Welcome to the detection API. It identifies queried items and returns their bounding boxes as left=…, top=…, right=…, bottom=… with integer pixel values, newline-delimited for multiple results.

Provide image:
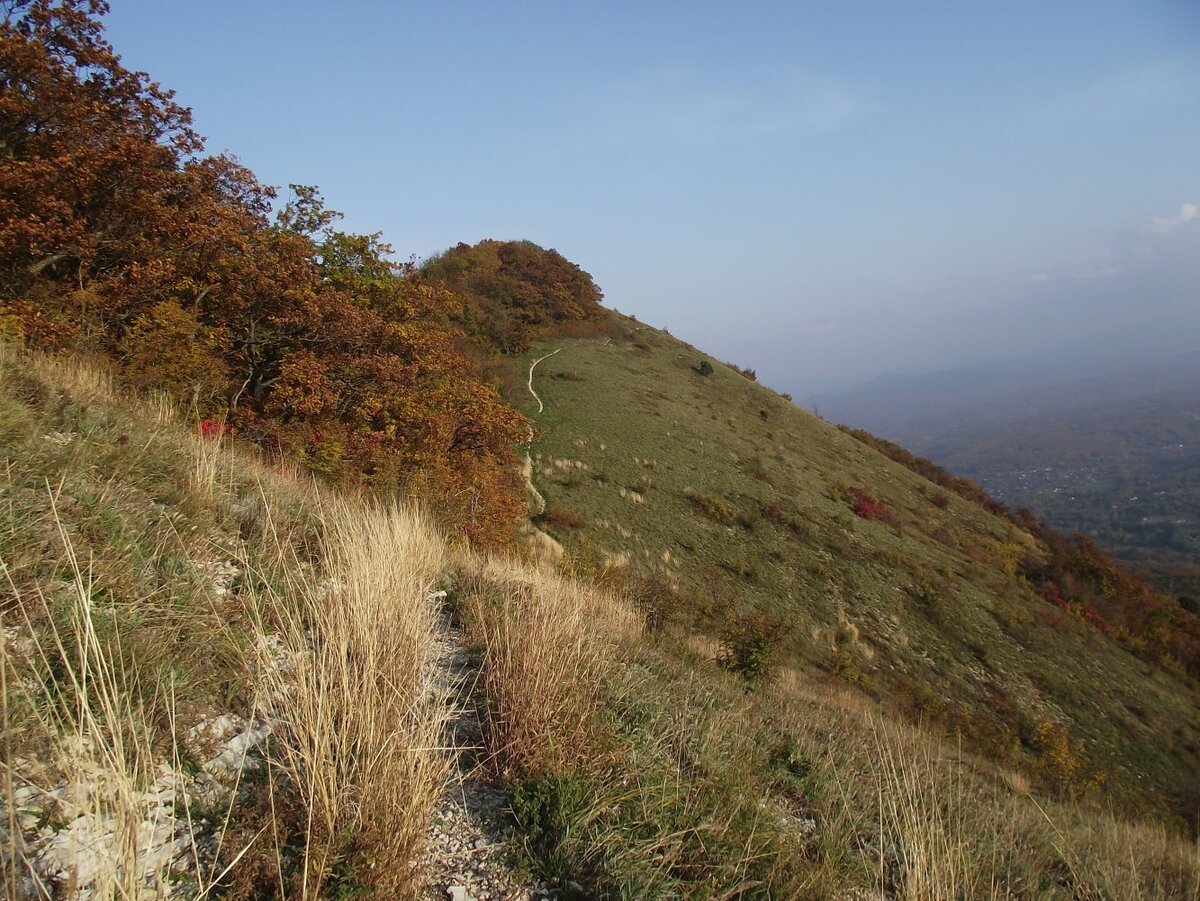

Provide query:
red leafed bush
left=199, top=419, right=229, bottom=440
left=849, top=487, right=901, bottom=529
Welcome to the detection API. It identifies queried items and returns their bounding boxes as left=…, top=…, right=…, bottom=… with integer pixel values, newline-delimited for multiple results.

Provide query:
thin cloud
left=593, top=68, right=873, bottom=148
left=1033, top=60, right=1200, bottom=124
left=1150, top=201, right=1198, bottom=234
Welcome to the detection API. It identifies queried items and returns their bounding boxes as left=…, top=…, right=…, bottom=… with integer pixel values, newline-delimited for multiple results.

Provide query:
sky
left=101, top=1, right=1200, bottom=394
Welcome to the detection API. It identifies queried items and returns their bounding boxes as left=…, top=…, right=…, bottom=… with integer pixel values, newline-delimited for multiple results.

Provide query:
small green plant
left=687, top=490, right=739, bottom=526
left=694, top=359, right=714, bottom=376
left=509, top=773, right=598, bottom=889
left=717, top=611, right=783, bottom=685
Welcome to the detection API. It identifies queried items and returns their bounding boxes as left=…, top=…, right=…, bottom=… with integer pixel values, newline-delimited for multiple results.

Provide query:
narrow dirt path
left=518, top=347, right=566, bottom=563
left=526, top=348, right=562, bottom=416
left=422, top=600, right=546, bottom=901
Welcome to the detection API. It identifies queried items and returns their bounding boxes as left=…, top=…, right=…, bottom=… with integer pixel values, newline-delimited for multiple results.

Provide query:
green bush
left=687, top=490, right=739, bottom=526
left=717, top=611, right=783, bottom=685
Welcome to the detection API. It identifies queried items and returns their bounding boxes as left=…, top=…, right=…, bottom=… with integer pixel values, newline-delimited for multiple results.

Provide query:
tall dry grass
left=2, top=344, right=453, bottom=897
left=459, top=555, right=640, bottom=776
left=1035, top=802, right=1200, bottom=900
left=868, top=717, right=996, bottom=899
left=1, top=502, right=227, bottom=899
left=247, top=498, right=449, bottom=898
left=768, top=668, right=1200, bottom=899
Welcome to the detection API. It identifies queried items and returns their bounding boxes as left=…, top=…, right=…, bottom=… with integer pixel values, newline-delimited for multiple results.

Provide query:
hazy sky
left=102, top=1, right=1200, bottom=393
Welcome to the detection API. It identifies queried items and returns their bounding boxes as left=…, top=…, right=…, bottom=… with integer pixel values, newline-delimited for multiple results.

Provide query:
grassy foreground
left=1, top=344, right=1198, bottom=898
left=0, top=344, right=449, bottom=898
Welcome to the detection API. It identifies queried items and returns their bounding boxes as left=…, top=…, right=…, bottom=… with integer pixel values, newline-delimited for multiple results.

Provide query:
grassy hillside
left=3, top=345, right=1199, bottom=898
left=0, top=345, right=458, bottom=898
left=514, top=314, right=1200, bottom=822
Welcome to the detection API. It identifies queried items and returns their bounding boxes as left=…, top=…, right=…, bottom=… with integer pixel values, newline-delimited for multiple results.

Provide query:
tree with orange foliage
left=1, top=1, right=530, bottom=541
left=421, top=239, right=608, bottom=353
left=1, top=0, right=200, bottom=332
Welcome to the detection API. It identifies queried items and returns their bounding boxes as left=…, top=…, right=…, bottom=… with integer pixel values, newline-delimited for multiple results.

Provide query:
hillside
left=514, top=314, right=1200, bottom=823
left=808, top=356, right=1200, bottom=599
left=5, top=347, right=1200, bottom=899
left=5, top=4, right=1200, bottom=897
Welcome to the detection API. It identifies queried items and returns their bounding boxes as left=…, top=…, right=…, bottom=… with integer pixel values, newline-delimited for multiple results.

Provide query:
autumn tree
left=0, top=2, right=531, bottom=540
left=421, top=239, right=609, bottom=353
left=1, top=0, right=201, bottom=335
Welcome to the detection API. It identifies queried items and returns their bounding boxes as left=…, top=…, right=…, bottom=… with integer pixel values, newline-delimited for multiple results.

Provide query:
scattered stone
left=5, top=636, right=285, bottom=899
left=421, top=601, right=545, bottom=900
left=43, top=430, right=73, bottom=446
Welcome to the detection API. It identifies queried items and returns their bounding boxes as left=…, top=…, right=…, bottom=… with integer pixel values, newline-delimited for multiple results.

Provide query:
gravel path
left=422, top=605, right=548, bottom=901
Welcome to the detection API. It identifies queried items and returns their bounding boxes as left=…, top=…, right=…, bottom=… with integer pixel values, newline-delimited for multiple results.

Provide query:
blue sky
left=103, top=1, right=1200, bottom=392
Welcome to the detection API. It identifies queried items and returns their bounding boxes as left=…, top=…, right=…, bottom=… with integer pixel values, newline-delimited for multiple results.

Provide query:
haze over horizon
left=104, top=1, right=1200, bottom=394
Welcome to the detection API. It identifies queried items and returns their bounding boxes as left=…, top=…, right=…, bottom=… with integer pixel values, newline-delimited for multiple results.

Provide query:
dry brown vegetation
left=243, top=500, right=449, bottom=898
left=456, top=555, right=640, bottom=777
left=0, top=345, right=450, bottom=898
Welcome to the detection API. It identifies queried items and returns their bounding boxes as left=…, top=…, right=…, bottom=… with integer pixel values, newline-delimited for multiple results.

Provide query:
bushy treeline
left=839, top=426, right=1009, bottom=516
left=1017, top=513, right=1200, bottom=678
left=421, top=239, right=615, bottom=354
left=0, top=0, right=614, bottom=540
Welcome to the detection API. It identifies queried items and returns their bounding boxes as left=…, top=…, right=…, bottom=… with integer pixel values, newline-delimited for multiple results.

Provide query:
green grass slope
left=5, top=342, right=1198, bottom=898
left=515, top=314, right=1200, bottom=820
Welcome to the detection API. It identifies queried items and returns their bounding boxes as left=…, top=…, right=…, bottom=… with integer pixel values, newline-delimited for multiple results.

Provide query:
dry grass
left=191, top=428, right=236, bottom=501
left=459, top=554, right=640, bottom=776
left=6, top=342, right=1200, bottom=899
left=1, top=345, right=453, bottom=899
left=247, top=498, right=450, bottom=899
left=1037, top=803, right=1200, bottom=900
left=1, top=504, right=237, bottom=899
left=868, top=717, right=997, bottom=899
left=762, top=667, right=1200, bottom=899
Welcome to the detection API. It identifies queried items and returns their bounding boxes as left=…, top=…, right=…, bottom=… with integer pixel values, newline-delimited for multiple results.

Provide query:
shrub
left=720, top=551, right=759, bottom=580
left=931, top=526, right=956, bottom=547
left=717, top=611, right=783, bottom=684
left=848, top=487, right=902, bottom=529
left=1028, top=718, right=1101, bottom=797
left=621, top=571, right=683, bottom=635
left=537, top=506, right=587, bottom=529
left=687, top=491, right=740, bottom=527
left=694, top=360, right=714, bottom=376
